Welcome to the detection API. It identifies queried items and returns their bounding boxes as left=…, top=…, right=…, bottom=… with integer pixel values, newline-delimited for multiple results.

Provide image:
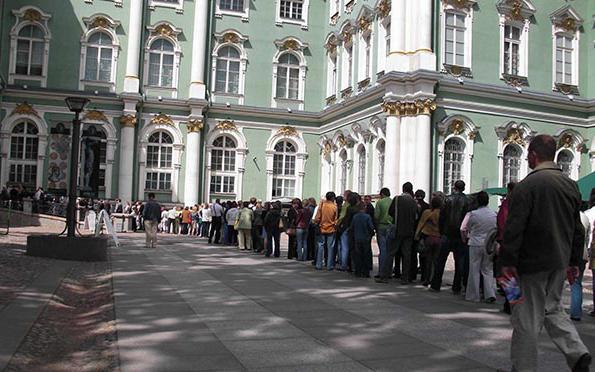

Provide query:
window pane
left=161, top=54, right=174, bottom=87
left=149, top=53, right=161, bottom=86
left=212, top=149, right=223, bottom=171
left=99, top=48, right=112, bottom=81
left=85, top=47, right=98, bottom=80
left=276, top=67, right=287, bottom=98
left=147, top=145, right=159, bottom=167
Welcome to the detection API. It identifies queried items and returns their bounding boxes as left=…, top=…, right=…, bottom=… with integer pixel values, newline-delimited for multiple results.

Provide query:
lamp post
left=64, top=97, right=90, bottom=237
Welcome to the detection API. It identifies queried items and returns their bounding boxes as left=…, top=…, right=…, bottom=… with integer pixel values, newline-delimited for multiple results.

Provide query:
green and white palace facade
left=1, top=0, right=595, bottom=205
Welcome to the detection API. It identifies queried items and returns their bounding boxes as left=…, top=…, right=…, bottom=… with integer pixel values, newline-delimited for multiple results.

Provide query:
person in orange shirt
left=181, top=206, right=192, bottom=235
left=314, top=191, right=338, bottom=270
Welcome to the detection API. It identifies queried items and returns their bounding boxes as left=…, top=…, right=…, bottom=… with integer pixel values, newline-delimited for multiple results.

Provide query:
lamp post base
left=26, top=235, right=108, bottom=261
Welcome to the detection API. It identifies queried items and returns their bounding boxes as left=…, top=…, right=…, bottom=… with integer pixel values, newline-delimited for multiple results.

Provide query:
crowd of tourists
left=143, top=134, right=595, bottom=371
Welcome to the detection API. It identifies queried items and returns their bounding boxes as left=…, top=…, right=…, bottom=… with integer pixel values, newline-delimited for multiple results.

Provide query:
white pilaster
left=384, top=115, right=400, bottom=195
left=189, top=0, right=208, bottom=99
left=124, top=0, right=143, bottom=93
left=118, top=125, right=135, bottom=202
left=410, top=0, right=436, bottom=71
left=184, top=130, right=200, bottom=205
left=412, top=115, right=432, bottom=194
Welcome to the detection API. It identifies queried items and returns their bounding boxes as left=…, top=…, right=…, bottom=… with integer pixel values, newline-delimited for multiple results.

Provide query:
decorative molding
left=502, top=73, right=529, bottom=88
left=215, top=120, right=237, bottom=131
left=442, top=0, right=476, bottom=11
left=326, top=95, right=337, bottom=106
left=10, top=103, right=39, bottom=118
left=357, top=78, right=371, bottom=92
left=23, top=8, right=42, bottom=22
left=442, top=64, right=473, bottom=78
left=83, top=110, right=109, bottom=122
left=187, top=119, right=204, bottom=133
left=119, top=114, right=137, bottom=128
left=503, top=128, right=526, bottom=146
left=345, top=0, right=356, bottom=14
left=341, top=87, right=353, bottom=99
left=330, top=12, right=339, bottom=26
left=322, top=140, right=333, bottom=156
left=276, top=125, right=298, bottom=137
left=496, top=0, right=535, bottom=22
left=550, top=5, right=583, bottom=32
left=449, top=119, right=465, bottom=135
left=83, top=13, right=120, bottom=30
left=381, top=99, right=437, bottom=117
left=147, top=22, right=181, bottom=39
left=214, top=29, right=249, bottom=45
left=150, top=113, right=174, bottom=126
left=274, top=37, right=308, bottom=52
left=554, top=82, right=579, bottom=96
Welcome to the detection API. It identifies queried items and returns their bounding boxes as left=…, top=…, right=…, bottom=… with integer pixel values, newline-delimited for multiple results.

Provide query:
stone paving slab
left=111, top=234, right=594, bottom=372
left=0, top=259, right=73, bottom=370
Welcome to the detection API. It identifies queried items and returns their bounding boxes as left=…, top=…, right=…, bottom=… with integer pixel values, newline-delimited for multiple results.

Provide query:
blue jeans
left=223, top=223, right=230, bottom=245
left=570, top=262, right=586, bottom=319
left=376, top=227, right=389, bottom=274
left=317, top=233, right=336, bottom=270
left=296, top=228, right=308, bottom=261
left=340, top=230, right=350, bottom=270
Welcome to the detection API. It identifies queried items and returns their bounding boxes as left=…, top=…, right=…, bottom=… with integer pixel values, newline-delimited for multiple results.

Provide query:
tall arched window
left=145, top=131, right=173, bottom=191
left=443, top=138, right=465, bottom=195
left=364, top=35, right=371, bottom=78
left=339, top=149, right=347, bottom=193
left=346, top=45, right=353, bottom=87
left=148, top=39, right=174, bottom=87
left=326, top=51, right=337, bottom=98
left=9, top=121, right=39, bottom=188
left=84, top=32, right=114, bottom=82
left=272, top=140, right=297, bottom=198
left=210, top=135, right=236, bottom=194
left=557, top=149, right=573, bottom=177
left=215, top=46, right=240, bottom=94
left=276, top=53, right=300, bottom=100
left=357, top=146, right=366, bottom=193
left=502, top=145, right=522, bottom=186
left=16, top=25, right=44, bottom=76
left=377, top=140, right=385, bottom=189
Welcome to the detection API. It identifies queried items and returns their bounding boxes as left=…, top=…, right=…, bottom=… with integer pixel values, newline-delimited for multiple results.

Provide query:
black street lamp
left=64, top=97, right=90, bottom=237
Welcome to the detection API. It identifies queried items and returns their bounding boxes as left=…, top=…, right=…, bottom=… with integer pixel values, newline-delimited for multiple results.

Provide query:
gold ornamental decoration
left=151, top=113, right=174, bottom=126
left=376, top=0, right=390, bottom=18
left=382, top=99, right=436, bottom=117
left=283, top=39, right=299, bottom=50
left=322, top=141, right=333, bottom=156
left=504, top=128, right=525, bottom=146
left=449, top=119, right=465, bottom=135
left=223, top=32, right=240, bottom=44
left=11, top=102, right=39, bottom=118
left=444, top=0, right=472, bottom=10
left=119, top=114, right=137, bottom=128
left=559, top=134, right=574, bottom=149
left=558, top=17, right=577, bottom=32
left=358, top=16, right=371, bottom=32
left=23, top=8, right=41, bottom=22
left=187, top=119, right=203, bottom=133
left=215, top=120, right=237, bottom=131
left=91, top=16, right=109, bottom=28
left=153, top=24, right=174, bottom=37
left=277, top=125, right=298, bottom=137
left=509, top=0, right=524, bottom=21
left=468, top=131, right=478, bottom=141
left=84, top=110, right=108, bottom=122
left=337, top=134, right=347, bottom=148
left=341, top=30, right=353, bottom=44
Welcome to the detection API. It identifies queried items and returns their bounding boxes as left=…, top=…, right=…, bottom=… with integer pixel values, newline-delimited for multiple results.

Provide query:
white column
left=413, top=115, right=432, bottom=194
left=118, top=124, right=135, bottom=202
left=124, top=0, right=143, bottom=93
left=184, top=129, right=200, bottom=205
left=384, top=115, right=401, bottom=195
left=399, top=116, right=416, bottom=188
left=387, top=0, right=406, bottom=72
left=189, top=0, right=208, bottom=99
left=411, top=0, right=436, bottom=71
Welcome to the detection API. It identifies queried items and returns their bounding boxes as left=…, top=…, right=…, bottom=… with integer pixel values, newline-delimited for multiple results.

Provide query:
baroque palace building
left=0, top=0, right=594, bottom=205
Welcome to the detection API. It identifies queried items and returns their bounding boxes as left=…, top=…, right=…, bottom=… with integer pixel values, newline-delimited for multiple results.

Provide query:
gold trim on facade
left=283, top=39, right=299, bottom=50
left=187, top=119, right=204, bottom=133
left=449, top=119, right=465, bottom=135
left=376, top=0, right=390, bottom=18
left=215, top=120, right=237, bottom=131
left=504, top=128, right=525, bottom=146
left=389, top=48, right=433, bottom=56
left=277, top=125, right=298, bottom=137
left=23, top=8, right=41, bottom=22
left=119, top=114, right=137, bottom=128
left=443, top=0, right=474, bottom=10
left=91, top=16, right=109, bottom=28
left=151, top=113, right=174, bottom=126
left=11, top=102, right=39, bottom=117
left=382, top=99, right=437, bottom=117
left=223, top=32, right=240, bottom=43
left=153, top=24, right=174, bottom=37
left=84, top=110, right=109, bottom=122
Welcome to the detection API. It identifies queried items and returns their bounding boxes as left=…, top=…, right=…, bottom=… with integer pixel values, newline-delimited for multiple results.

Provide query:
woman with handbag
left=415, top=196, right=442, bottom=287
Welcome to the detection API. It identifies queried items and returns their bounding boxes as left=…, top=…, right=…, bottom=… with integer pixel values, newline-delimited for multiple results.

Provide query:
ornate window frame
left=356, top=9, right=374, bottom=88
left=332, top=131, right=354, bottom=194
left=496, top=0, right=535, bottom=82
left=212, top=30, right=249, bottom=105
left=271, top=38, right=308, bottom=110
left=370, top=116, right=386, bottom=194
left=495, top=121, right=535, bottom=187
left=340, top=21, right=355, bottom=93
left=324, top=33, right=340, bottom=104
left=215, top=0, right=249, bottom=21
left=138, top=114, right=184, bottom=202
left=437, top=116, right=478, bottom=193
left=148, top=0, right=184, bottom=13
left=143, top=22, right=182, bottom=99
left=205, top=120, right=247, bottom=202
left=550, top=6, right=583, bottom=92
left=265, top=126, right=307, bottom=201
left=553, top=129, right=584, bottom=180
left=79, top=14, right=120, bottom=93
left=0, top=104, right=48, bottom=189
left=439, top=0, right=475, bottom=72
left=9, top=6, right=51, bottom=88
left=319, top=136, right=334, bottom=195
left=375, top=1, right=390, bottom=76
left=276, top=0, right=310, bottom=29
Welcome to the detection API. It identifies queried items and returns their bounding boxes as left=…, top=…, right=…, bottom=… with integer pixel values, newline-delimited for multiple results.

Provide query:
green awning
left=483, top=187, right=508, bottom=196
left=577, top=172, right=595, bottom=201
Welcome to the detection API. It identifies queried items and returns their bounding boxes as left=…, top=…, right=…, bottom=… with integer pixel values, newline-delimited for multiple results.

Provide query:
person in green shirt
left=374, top=188, right=393, bottom=277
